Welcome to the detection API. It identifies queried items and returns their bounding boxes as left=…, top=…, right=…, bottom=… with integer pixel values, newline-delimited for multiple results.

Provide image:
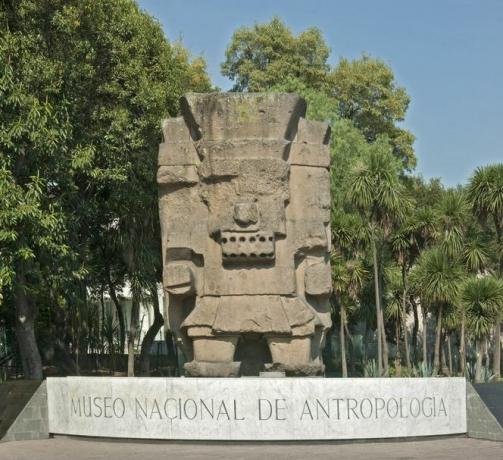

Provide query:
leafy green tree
left=221, top=17, right=330, bottom=92
left=410, top=247, right=465, bottom=375
left=435, top=189, right=470, bottom=258
left=0, top=14, right=78, bottom=378
left=348, top=139, right=410, bottom=375
left=1, top=0, right=211, bottom=378
left=461, top=276, right=503, bottom=381
left=467, top=164, right=503, bottom=377
left=328, top=56, right=415, bottom=169
left=331, top=210, right=368, bottom=377
left=222, top=19, right=414, bottom=170
left=383, top=265, right=407, bottom=374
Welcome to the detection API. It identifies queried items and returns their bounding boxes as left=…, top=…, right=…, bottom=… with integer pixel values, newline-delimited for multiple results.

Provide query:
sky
left=138, top=0, right=503, bottom=187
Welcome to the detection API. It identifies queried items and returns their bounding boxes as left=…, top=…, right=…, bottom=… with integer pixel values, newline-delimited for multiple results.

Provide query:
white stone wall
left=47, top=377, right=466, bottom=441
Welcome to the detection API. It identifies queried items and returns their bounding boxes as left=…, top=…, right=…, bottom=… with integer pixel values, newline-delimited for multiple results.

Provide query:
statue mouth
left=220, top=231, right=275, bottom=262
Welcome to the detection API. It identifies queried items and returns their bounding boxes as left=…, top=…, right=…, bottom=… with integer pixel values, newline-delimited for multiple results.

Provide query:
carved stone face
left=199, top=156, right=289, bottom=264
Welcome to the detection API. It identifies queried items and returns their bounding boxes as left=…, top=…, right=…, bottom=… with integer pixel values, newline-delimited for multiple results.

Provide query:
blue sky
left=138, top=0, right=503, bottom=186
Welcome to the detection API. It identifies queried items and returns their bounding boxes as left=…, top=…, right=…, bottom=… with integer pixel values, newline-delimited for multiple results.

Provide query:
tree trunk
left=100, top=289, right=106, bottom=354
left=108, top=279, right=126, bottom=354
left=475, top=339, right=484, bottom=382
left=447, top=334, right=453, bottom=376
left=411, top=297, right=419, bottom=363
left=363, top=321, right=368, bottom=363
left=51, top=303, right=78, bottom=375
left=345, top=321, right=356, bottom=376
left=372, top=238, right=383, bottom=376
left=340, top=304, right=347, bottom=378
left=494, top=222, right=503, bottom=379
left=422, top=306, right=428, bottom=365
left=433, top=304, right=443, bottom=375
left=14, top=269, right=43, bottom=380
left=493, top=320, right=501, bottom=379
left=401, top=264, right=411, bottom=372
left=139, top=285, right=164, bottom=376
left=395, top=322, right=401, bottom=376
left=460, top=315, right=466, bottom=375
left=53, top=338, right=78, bottom=375
left=379, top=302, right=389, bottom=375
left=127, top=292, right=140, bottom=377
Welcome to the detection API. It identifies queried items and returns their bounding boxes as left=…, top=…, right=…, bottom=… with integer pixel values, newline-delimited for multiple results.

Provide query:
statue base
left=184, top=361, right=241, bottom=377
left=264, top=362, right=324, bottom=377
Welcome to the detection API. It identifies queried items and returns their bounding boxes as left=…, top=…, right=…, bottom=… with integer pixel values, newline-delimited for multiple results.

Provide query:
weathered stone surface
left=156, top=165, right=198, bottom=185
left=1, top=381, right=49, bottom=443
left=466, top=382, right=503, bottom=442
left=47, top=377, right=467, bottom=440
left=158, top=93, right=332, bottom=376
left=182, top=92, right=306, bottom=141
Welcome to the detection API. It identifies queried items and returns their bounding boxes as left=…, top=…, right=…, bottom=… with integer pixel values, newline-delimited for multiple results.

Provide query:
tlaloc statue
left=158, top=93, right=332, bottom=377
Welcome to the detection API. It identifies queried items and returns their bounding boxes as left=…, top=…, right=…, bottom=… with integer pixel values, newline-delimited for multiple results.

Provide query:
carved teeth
left=221, top=231, right=275, bottom=262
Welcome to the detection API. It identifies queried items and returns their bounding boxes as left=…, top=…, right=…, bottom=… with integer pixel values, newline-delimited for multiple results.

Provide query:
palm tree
left=458, top=223, right=490, bottom=374
left=461, top=276, right=503, bottom=381
left=331, top=255, right=350, bottom=377
left=402, top=206, right=439, bottom=362
left=331, top=213, right=368, bottom=377
left=436, top=189, right=469, bottom=258
left=348, top=141, right=410, bottom=375
left=410, top=247, right=464, bottom=375
left=467, top=164, right=503, bottom=377
left=383, top=265, right=406, bottom=374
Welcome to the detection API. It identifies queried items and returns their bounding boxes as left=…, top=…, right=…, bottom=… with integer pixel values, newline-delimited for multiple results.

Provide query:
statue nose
left=233, top=202, right=258, bottom=226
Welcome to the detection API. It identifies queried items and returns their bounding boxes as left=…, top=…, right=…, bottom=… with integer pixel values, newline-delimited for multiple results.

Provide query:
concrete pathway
left=1, top=436, right=502, bottom=460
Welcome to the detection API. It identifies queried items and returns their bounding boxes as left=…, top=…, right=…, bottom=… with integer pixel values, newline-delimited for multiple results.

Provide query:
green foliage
left=435, top=189, right=470, bottom=258
left=383, top=265, right=403, bottom=321
left=364, top=359, right=379, bottom=377
left=0, top=29, right=73, bottom=299
left=221, top=17, right=330, bottom=92
left=222, top=17, right=415, bottom=169
left=415, top=361, right=434, bottom=377
left=461, top=276, right=503, bottom=340
left=328, top=56, right=415, bottom=169
left=348, top=139, right=410, bottom=230
left=410, top=247, right=464, bottom=308
left=0, top=0, right=212, bottom=375
left=467, top=163, right=503, bottom=275
left=468, top=164, right=503, bottom=228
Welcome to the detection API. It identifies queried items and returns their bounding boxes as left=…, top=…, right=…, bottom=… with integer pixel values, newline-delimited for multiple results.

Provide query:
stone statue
left=158, top=93, right=332, bottom=377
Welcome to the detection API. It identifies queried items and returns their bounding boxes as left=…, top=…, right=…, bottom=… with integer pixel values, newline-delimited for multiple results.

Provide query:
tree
left=461, top=276, right=503, bottom=381
left=0, top=17, right=76, bottom=378
left=389, top=228, right=413, bottom=372
left=435, top=189, right=469, bottom=258
left=328, top=56, right=415, bottom=170
left=222, top=19, right=415, bottom=170
left=1, top=0, right=212, bottom=378
left=410, top=247, right=464, bottom=375
left=383, top=265, right=407, bottom=374
left=348, top=139, right=410, bottom=375
left=221, top=17, right=330, bottom=92
left=331, top=211, right=368, bottom=377
left=467, top=164, right=503, bottom=377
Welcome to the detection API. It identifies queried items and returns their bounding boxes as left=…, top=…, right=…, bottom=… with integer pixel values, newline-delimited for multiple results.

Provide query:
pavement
left=1, top=436, right=502, bottom=460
